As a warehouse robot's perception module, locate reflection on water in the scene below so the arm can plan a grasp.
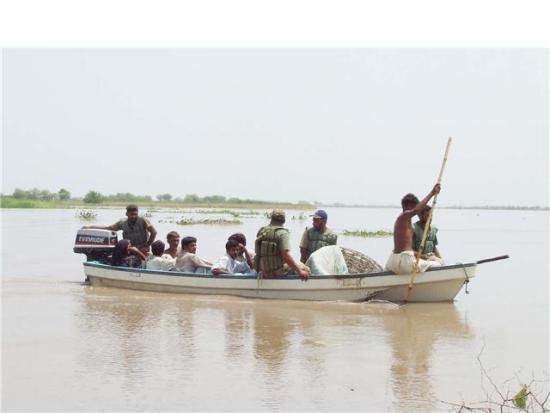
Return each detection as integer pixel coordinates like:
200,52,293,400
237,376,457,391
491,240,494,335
74,287,472,411
384,304,472,411
2,208,547,411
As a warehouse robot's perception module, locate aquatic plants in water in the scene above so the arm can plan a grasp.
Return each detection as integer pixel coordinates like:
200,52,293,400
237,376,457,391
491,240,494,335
75,210,98,221
192,209,262,218
160,216,242,225
342,229,393,238
176,217,242,225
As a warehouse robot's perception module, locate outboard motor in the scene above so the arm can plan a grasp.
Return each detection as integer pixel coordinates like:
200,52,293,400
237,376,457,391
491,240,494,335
73,229,118,263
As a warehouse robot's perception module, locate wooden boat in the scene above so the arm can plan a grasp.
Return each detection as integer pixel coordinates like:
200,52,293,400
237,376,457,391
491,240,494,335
83,260,487,303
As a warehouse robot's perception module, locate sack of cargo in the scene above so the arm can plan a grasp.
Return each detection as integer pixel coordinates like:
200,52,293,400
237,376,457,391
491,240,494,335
305,246,349,275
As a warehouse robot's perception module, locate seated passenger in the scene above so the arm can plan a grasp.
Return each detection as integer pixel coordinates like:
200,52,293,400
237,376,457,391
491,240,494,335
228,232,254,269
146,240,175,271
174,236,213,273
164,231,180,259
413,205,445,265
111,239,147,267
212,239,253,275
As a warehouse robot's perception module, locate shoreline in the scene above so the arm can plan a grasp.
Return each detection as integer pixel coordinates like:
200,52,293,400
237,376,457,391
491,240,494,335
0,197,548,212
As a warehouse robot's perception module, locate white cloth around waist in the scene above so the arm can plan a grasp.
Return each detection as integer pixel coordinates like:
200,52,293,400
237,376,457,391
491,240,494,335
384,250,441,275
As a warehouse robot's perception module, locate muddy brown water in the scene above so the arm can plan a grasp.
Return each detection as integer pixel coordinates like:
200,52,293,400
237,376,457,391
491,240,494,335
2,207,548,411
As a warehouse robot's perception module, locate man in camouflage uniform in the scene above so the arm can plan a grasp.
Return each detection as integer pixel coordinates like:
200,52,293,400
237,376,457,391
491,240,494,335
299,209,337,263
84,204,157,254
254,209,310,280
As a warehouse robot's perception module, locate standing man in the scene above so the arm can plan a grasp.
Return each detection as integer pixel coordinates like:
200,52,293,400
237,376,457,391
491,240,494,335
385,184,442,274
254,209,310,280
413,206,445,264
83,204,157,254
165,231,181,258
299,209,338,263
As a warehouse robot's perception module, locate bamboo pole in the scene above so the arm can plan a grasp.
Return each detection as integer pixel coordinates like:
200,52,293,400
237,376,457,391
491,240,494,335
404,137,452,303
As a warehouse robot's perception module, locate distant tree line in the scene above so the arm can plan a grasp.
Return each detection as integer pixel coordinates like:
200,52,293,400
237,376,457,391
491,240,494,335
12,188,71,201
6,188,304,205
5,188,548,209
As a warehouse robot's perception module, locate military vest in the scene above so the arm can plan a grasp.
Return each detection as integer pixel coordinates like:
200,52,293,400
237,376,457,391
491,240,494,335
118,217,149,248
254,225,288,274
305,227,337,254
413,222,437,254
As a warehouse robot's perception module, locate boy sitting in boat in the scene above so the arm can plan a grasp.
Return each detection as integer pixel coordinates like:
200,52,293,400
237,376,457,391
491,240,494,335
173,236,213,273
212,239,254,275
385,184,443,274
146,240,175,271
413,205,445,265
228,233,255,270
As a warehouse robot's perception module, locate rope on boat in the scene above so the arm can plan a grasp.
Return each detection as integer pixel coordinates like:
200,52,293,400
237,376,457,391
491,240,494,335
256,270,263,288
458,263,470,294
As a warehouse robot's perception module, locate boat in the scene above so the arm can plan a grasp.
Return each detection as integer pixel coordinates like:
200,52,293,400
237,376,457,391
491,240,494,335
75,228,507,302
83,260,480,302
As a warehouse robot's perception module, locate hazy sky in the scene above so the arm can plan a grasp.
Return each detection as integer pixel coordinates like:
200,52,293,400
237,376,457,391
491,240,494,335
2,49,548,206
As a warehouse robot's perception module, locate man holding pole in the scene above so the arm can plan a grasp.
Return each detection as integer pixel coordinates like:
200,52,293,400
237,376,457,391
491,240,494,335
384,185,443,274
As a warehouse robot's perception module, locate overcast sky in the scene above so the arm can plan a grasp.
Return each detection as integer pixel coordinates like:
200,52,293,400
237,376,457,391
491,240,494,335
2,49,548,206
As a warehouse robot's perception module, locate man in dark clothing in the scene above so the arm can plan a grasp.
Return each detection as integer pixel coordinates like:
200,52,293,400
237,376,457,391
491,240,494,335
83,204,157,254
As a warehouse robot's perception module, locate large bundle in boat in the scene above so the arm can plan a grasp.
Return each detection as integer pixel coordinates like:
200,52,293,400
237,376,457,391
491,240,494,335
340,247,383,274
306,246,349,275
306,246,383,275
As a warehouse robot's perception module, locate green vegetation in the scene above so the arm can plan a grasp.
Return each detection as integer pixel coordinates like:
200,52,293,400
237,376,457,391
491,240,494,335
4,187,548,211
182,194,278,205
75,210,98,221
143,208,159,218
0,197,65,208
1,188,312,210
58,188,71,200
83,191,104,204
342,229,393,238
156,193,172,201
192,209,262,218
12,187,70,201
160,217,243,226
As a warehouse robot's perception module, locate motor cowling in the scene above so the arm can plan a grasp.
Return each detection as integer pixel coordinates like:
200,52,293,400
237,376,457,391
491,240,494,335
74,229,118,262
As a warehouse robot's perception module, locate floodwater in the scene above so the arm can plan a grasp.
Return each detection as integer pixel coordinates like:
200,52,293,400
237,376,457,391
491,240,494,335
1,207,548,412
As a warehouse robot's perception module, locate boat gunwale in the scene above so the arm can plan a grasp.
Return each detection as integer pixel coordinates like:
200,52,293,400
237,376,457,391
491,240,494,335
83,261,477,280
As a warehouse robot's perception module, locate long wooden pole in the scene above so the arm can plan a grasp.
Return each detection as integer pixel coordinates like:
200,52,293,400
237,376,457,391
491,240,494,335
404,137,452,303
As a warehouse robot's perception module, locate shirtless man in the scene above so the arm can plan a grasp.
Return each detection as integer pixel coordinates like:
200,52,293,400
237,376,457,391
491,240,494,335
385,184,442,274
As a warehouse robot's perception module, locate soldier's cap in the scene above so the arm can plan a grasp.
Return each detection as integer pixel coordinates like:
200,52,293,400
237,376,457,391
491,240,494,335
311,209,328,220
270,209,286,219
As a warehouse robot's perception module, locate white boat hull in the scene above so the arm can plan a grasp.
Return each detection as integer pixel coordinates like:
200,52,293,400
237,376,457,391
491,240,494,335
83,262,476,303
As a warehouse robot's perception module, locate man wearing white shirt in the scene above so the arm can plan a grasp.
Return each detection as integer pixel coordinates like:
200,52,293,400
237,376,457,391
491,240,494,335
174,236,213,273
212,239,253,275
146,240,175,271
